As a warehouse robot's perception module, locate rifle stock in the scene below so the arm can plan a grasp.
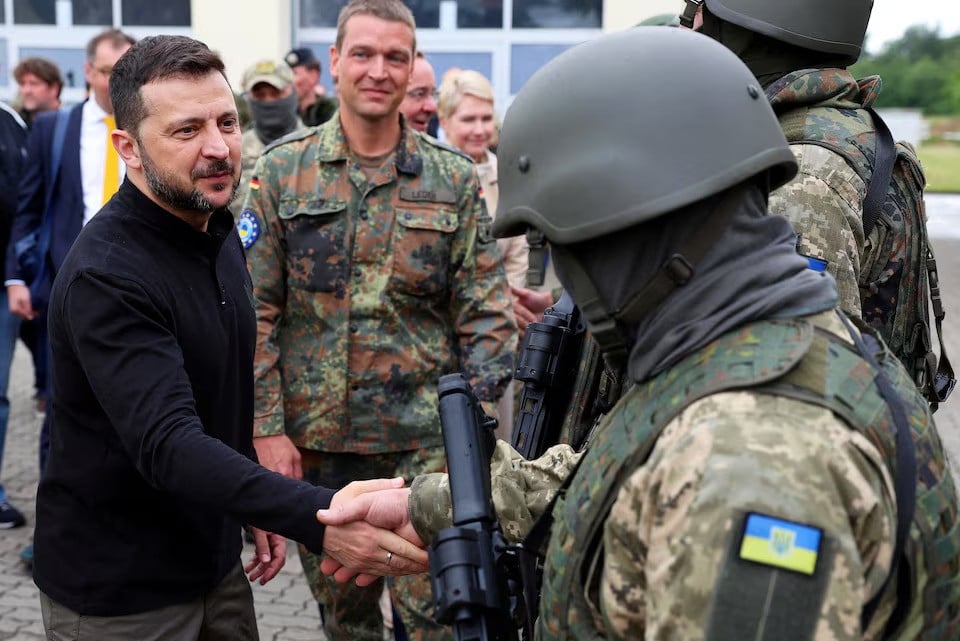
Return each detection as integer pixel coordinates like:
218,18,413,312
512,291,585,459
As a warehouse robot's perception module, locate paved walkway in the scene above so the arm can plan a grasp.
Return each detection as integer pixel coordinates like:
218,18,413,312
0,239,958,640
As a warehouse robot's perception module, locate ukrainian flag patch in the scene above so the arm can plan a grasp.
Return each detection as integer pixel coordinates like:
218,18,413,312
739,513,822,575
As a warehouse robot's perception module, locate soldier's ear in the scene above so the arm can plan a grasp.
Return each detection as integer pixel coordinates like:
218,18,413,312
114,130,142,170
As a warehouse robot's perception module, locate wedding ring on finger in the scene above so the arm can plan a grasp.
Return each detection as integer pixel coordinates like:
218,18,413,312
386,551,393,566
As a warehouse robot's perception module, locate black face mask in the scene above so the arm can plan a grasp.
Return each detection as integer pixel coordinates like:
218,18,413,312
248,92,299,145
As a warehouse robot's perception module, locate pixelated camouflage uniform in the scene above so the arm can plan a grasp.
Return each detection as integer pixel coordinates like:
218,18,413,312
234,119,305,214
411,311,960,640
244,116,517,641
767,69,937,391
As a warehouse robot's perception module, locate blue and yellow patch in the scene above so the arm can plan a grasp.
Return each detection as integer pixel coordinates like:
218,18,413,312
739,513,822,575
237,209,260,250
803,255,829,272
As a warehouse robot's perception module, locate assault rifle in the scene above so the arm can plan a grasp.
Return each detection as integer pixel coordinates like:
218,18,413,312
512,291,587,459
430,373,525,641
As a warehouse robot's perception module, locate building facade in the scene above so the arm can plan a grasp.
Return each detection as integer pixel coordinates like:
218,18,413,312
1,0,681,110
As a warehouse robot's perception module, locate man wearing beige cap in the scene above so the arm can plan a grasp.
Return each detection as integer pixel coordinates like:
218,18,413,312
235,59,304,210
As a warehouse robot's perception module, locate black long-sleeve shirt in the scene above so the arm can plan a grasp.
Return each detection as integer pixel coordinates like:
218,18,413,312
34,179,335,616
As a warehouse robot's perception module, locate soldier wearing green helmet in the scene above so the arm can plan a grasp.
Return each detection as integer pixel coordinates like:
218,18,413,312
636,13,679,27
682,0,955,409
317,26,959,641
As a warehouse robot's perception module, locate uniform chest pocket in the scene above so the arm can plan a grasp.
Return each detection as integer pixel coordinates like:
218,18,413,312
390,206,459,297
281,201,349,294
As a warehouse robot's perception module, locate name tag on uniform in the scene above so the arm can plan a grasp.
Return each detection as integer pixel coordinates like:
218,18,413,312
399,188,456,204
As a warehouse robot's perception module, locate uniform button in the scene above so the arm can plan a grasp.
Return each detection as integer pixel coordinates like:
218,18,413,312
353,268,362,278
351,384,359,392
403,212,412,220
349,324,358,333
360,211,369,220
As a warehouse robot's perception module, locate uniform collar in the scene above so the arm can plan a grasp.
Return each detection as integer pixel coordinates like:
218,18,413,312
316,113,423,176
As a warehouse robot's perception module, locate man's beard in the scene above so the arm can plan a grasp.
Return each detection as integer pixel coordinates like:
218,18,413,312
140,143,239,214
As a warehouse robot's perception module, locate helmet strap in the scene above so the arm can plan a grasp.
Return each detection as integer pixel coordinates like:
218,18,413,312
550,245,630,371
525,228,548,287
678,0,703,29
616,200,739,326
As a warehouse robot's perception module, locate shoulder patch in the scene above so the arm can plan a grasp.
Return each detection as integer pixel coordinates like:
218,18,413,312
237,209,261,250
739,513,822,575
705,512,831,641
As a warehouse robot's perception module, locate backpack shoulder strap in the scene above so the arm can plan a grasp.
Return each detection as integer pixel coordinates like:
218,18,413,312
862,108,897,239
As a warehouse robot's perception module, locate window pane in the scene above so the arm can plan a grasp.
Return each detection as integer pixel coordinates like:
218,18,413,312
14,0,56,24
510,43,572,93
458,0,502,28
300,0,439,29
20,46,86,90
513,0,601,28
300,0,343,27
121,0,190,26
73,0,112,25
427,52,493,91
407,0,439,28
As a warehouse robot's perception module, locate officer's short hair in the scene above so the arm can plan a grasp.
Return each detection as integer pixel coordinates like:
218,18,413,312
335,0,417,55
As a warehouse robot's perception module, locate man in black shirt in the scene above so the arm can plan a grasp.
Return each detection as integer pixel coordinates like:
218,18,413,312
35,35,425,640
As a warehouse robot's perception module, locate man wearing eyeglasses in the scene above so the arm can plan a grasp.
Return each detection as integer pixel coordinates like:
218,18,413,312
4,27,136,565
399,52,439,134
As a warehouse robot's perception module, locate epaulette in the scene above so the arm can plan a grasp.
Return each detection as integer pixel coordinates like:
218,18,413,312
418,131,474,164
262,126,318,155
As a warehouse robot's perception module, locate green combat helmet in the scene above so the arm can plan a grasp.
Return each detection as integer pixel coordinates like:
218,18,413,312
679,0,873,65
637,13,680,27
492,27,798,363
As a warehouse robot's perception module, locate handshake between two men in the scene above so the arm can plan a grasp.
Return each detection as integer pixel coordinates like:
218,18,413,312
313,478,425,586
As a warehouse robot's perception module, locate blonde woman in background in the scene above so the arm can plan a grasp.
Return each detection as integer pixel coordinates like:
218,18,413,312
439,69,527,441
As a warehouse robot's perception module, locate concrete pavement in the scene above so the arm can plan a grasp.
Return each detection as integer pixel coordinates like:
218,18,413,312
0,238,958,640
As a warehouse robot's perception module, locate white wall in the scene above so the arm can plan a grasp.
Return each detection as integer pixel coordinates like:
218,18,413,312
604,0,683,31
190,0,291,93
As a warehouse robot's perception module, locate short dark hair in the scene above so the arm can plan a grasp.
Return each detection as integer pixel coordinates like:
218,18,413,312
13,57,64,98
335,0,416,54
110,35,228,135
86,28,137,62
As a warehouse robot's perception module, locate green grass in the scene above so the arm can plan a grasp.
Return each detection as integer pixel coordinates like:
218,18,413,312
917,142,960,193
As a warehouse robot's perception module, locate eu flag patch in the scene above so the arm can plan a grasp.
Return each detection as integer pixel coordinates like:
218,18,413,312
739,513,822,575
237,209,260,250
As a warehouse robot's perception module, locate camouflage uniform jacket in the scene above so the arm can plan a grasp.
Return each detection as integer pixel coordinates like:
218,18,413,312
235,119,305,213
411,311,959,640
767,68,879,318
244,117,517,454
